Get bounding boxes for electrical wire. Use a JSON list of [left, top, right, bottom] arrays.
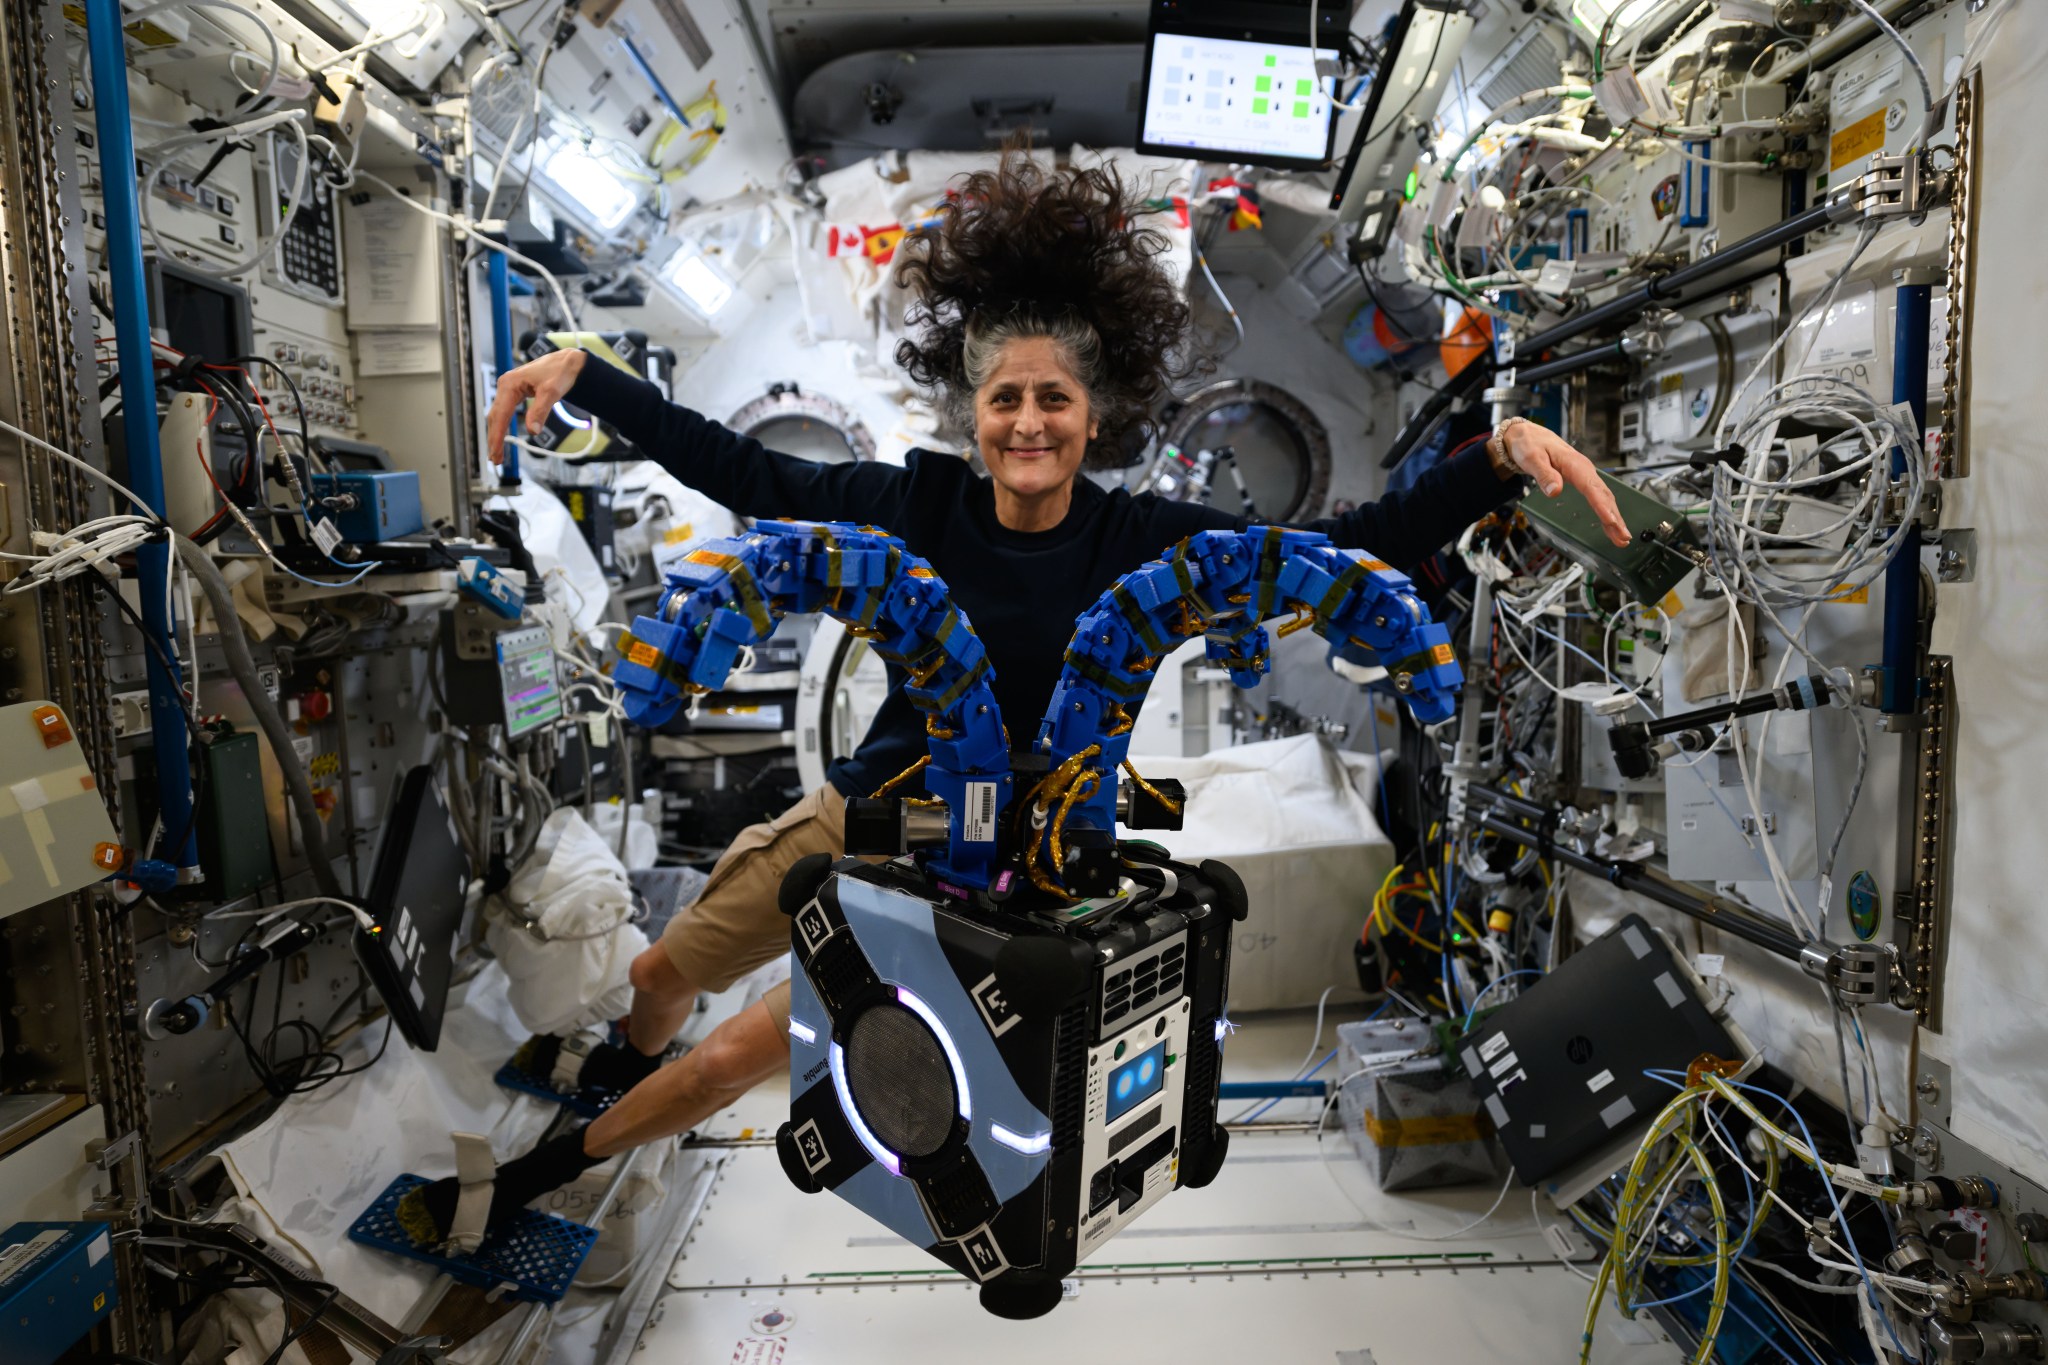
[[356, 170, 579, 326]]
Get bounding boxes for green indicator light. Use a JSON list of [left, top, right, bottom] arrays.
[[1403, 169, 1420, 200], [1295, 78, 1311, 96], [1255, 74, 1270, 92], [1292, 100, 1309, 118], [1252, 97, 1268, 114], [1264, 53, 1276, 67]]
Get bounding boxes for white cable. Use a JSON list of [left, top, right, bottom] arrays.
[[0, 416, 159, 516], [125, 0, 280, 101], [0, 516, 161, 594], [355, 171, 579, 326], [139, 113, 309, 280], [302, 0, 432, 74]]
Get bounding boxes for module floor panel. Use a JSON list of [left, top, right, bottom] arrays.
[[639, 1021, 1679, 1365]]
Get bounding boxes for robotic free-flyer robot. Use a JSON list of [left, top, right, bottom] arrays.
[[612, 520, 1462, 1318]]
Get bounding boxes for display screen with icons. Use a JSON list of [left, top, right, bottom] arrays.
[[1106, 1042, 1168, 1124]]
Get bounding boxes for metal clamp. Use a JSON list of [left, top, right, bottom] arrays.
[[1799, 939, 1906, 1008], [1847, 150, 1954, 224]]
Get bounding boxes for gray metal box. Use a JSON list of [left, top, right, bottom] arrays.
[[1335, 1018, 1499, 1192]]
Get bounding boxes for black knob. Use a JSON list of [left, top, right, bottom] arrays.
[[1929, 1221, 1978, 1260]]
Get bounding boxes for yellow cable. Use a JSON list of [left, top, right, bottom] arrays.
[[1120, 760, 1182, 816], [870, 754, 930, 798]]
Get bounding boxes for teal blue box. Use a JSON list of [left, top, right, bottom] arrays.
[[0, 1222, 118, 1365]]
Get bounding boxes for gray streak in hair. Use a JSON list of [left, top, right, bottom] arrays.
[[951, 310, 1113, 436]]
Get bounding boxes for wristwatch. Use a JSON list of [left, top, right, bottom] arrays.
[[1485, 416, 1530, 481]]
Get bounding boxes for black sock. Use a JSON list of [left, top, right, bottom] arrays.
[[397, 1127, 607, 1246], [577, 1039, 664, 1093], [513, 1034, 662, 1094]]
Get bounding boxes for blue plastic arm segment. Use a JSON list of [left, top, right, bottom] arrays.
[[611, 521, 1012, 887], [1032, 527, 1462, 880]]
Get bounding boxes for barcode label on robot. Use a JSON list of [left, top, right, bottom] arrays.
[[311, 517, 343, 555], [965, 782, 997, 843]]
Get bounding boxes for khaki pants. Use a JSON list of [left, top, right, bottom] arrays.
[[659, 785, 849, 1032]]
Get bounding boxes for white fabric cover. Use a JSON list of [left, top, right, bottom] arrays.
[[1115, 733, 1396, 1010], [484, 808, 648, 1037], [201, 971, 674, 1363]]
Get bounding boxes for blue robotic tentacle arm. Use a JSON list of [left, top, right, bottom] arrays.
[[1030, 527, 1463, 894], [611, 520, 1012, 886]]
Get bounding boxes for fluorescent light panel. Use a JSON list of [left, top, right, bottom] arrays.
[[539, 138, 638, 231], [659, 248, 734, 316]]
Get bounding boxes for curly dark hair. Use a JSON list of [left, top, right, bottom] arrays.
[[892, 150, 1202, 470]]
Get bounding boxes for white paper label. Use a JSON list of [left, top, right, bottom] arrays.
[[311, 517, 343, 555], [1535, 258, 1576, 297], [1695, 953, 1726, 978], [1586, 1068, 1616, 1093], [87, 1231, 109, 1266], [964, 781, 998, 844], [1593, 67, 1651, 125], [1717, 0, 1775, 23], [0, 1229, 65, 1280]]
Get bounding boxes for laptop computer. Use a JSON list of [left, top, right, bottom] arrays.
[[1459, 914, 1741, 1185], [352, 765, 469, 1051]]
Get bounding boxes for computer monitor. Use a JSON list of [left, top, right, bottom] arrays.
[[353, 765, 469, 1051], [145, 256, 253, 364], [1136, 0, 1345, 171]]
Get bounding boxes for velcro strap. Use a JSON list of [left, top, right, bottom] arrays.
[[551, 1032, 597, 1093], [446, 1131, 497, 1255]]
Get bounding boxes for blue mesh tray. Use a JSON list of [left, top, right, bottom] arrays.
[[347, 1173, 599, 1304], [493, 1061, 622, 1119]]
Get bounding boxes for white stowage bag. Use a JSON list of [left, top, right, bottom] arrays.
[[484, 807, 649, 1037], [1115, 732, 1397, 1011]]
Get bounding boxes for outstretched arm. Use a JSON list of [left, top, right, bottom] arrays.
[[485, 347, 911, 526], [1306, 420, 1631, 563], [1136, 421, 1629, 570]]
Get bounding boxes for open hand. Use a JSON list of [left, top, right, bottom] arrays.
[[485, 347, 588, 463], [1502, 420, 1631, 548]]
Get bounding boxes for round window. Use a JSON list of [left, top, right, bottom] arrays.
[[727, 384, 877, 464], [1150, 380, 1331, 523]]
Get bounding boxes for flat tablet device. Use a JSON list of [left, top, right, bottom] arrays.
[[1137, 0, 1345, 171]]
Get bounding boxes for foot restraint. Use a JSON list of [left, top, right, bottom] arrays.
[[348, 1170, 598, 1304]]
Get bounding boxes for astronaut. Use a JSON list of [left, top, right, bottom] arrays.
[[396, 148, 1628, 1241]]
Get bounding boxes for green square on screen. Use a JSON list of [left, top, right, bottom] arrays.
[[1264, 54, 1276, 67], [1295, 78, 1310, 96], [1255, 74, 1271, 92], [1252, 97, 1268, 114], [1292, 100, 1309, 118]]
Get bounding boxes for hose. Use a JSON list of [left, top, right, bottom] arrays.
[[171, 534, 343, 900]]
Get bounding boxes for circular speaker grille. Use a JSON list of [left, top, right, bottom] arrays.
[[843, 1002, 957, 1159]]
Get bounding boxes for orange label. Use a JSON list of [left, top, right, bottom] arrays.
[[1825, 583, 1870, 604], [685, 549, 729, 566], [1429, 642, 1455, 666], [1830, 106, 1887, 171], [1359, 558, 1390, 570], [1363, 1112, 1488, 1148], [627, 641, 659, 667], [661, 524, 695, 544], [31, 704, 70, 747], [907, 566, 936, 578]]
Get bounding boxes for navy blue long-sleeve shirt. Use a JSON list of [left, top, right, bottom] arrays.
[[569, 358, 1518, 799]]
